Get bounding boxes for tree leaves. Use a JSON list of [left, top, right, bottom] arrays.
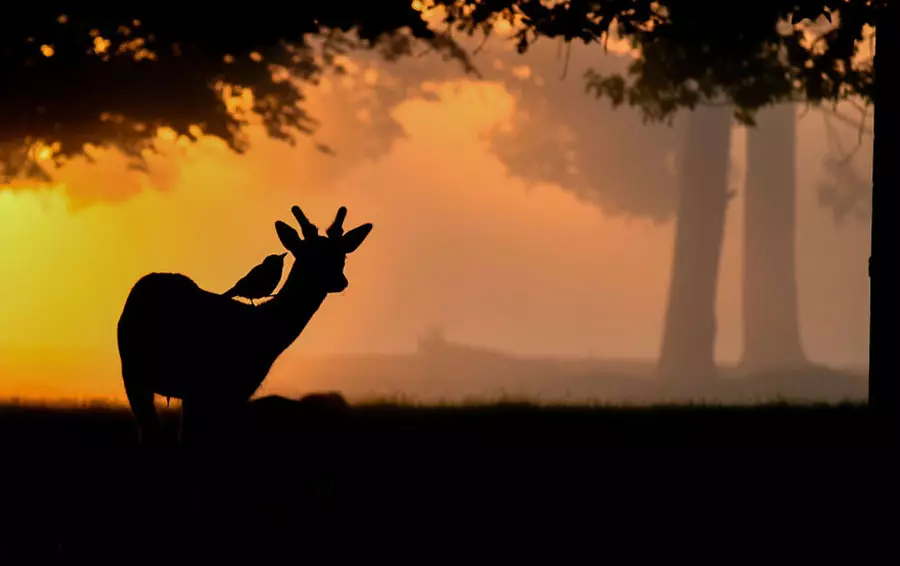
[[579, 3, 872, 126], [1, 2, 877, 183], [791, 6, 832, 25], [0, 5, 472, 182]]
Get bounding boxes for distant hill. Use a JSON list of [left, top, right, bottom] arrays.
[[263, 333, 867, 404]]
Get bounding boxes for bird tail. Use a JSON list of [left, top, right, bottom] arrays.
[[222, 285, 239, 299]]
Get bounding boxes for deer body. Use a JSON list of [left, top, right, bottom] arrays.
[[117, 205, 372, 443]]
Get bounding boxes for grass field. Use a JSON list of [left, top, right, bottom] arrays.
[[1, 397, 896, 561]]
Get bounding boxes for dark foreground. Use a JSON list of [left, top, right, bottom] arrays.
[[1, 397, 898, 562]]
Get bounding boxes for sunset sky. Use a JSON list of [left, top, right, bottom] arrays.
[[0, 31, 873, 403]]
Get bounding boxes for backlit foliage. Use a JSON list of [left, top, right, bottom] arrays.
[[1, 2, 879, 182]]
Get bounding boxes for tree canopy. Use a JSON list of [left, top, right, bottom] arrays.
[[0, 4, 473, 181], [1, 2, 879, 183], [579, 1, 875, 123]]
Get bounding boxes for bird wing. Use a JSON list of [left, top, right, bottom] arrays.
[[261, 265, 283, 296], [223, 263, 267, 298]]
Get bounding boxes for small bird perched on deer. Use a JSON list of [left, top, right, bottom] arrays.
[[223, 252, 287, 305]]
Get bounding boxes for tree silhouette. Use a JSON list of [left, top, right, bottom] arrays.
[[580, 3, 887, 412], [309, 35, 703, 377], [816, 108, 873, 225], [357, 1, 888, 405], [742, 104, 807, 373], [0, 5, 477, 182], [475, 42, 723, 382], [457, 1, 883, 401], [738, 100, 870, 375]]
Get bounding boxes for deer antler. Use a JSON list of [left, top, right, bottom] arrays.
[[327, 206, 347, 239], [291, 206, 319, 240]]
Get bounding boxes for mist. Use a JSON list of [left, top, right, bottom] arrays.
[[0, 35, 872, 404]]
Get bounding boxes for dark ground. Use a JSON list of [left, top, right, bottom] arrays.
[[1, 397, 897, 562]]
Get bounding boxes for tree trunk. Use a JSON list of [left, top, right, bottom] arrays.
[[869, 4, 900, 418], [658, 106, 733, 382], [741, 103, 807, 372]]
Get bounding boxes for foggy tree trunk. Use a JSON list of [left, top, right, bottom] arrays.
[[658, 106, 733, 382], [869, 4, 900, 418], [741, 103, 808, 372]]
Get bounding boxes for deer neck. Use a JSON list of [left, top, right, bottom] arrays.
[[254, 265, 328, 359]]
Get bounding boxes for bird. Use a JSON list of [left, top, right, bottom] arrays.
[[222, 253, 287, 305]]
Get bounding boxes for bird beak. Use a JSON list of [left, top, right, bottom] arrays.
[[279, 253, 288, 259]]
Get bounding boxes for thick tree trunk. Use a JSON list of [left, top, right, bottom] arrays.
[[658, 106, 733, 382], [869, 4, 900, 418], [741, 103, 807, 372]]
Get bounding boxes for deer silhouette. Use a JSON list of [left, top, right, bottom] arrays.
[[116, 205, 372, 444]]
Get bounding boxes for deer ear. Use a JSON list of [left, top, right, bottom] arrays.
[[275, 221, 302, 252], [341, 223, 372, 254]]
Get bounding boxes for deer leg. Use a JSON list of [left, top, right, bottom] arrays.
[[122, 367, 161, 446]]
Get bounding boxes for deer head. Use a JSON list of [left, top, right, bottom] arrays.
[[274, 205, 373, 294]]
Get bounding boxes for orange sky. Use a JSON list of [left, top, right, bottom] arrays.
[[0, 38, 873, 403]]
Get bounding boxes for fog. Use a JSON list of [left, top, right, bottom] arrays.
[[0, 35, 872, 403]]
